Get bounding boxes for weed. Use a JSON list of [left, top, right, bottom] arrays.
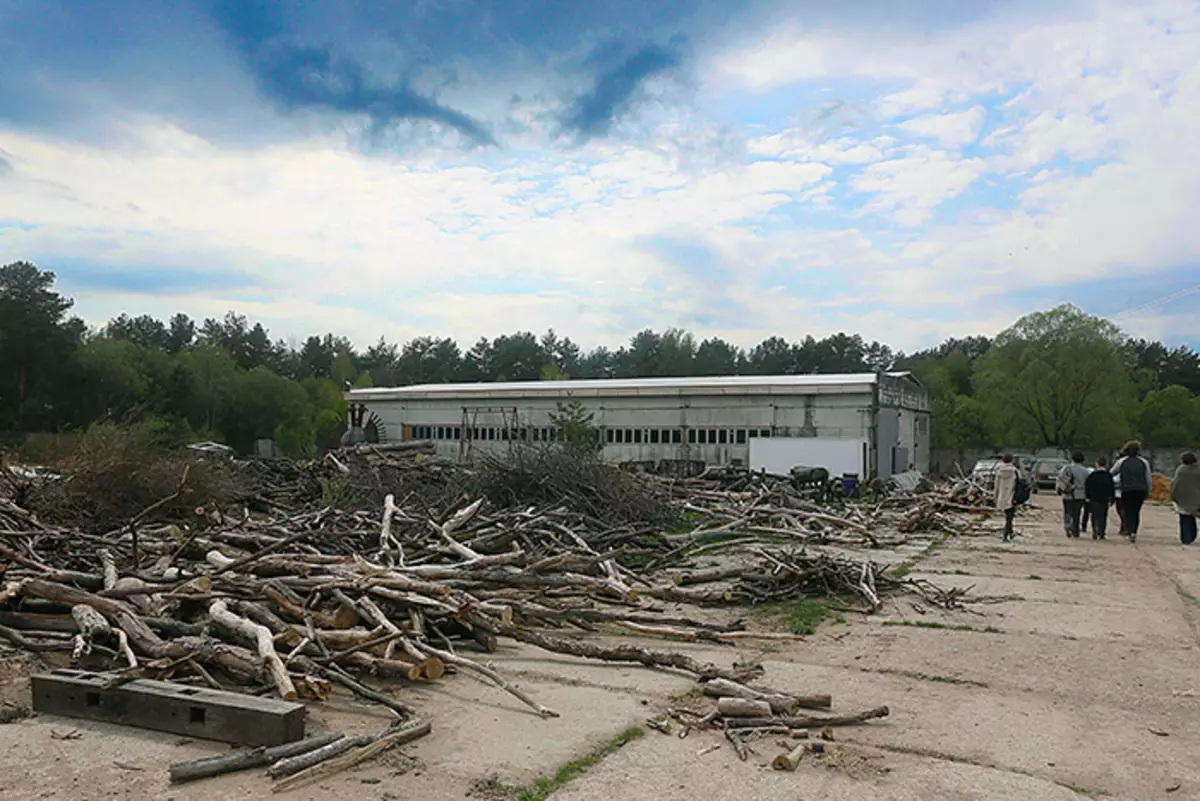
[[891, 561, 914, 579], [1028, 574, 1043, 580], [835, 614, 847, 625], [754, 599, 834, 635], [494, 727, 644, 801]]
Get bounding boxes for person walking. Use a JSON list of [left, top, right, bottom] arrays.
[[994, 453, 1020, 542], [1057, 452, 1090, 538], [1085, 457, 1115, 540], [1111, 441, 1152, 543], [1170, 452, 1200, 545], [1080, 460, 1096, 531], [1113, 462, 1127, 537]]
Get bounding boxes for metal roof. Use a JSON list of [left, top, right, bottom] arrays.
[[346, 372, 917, 402]]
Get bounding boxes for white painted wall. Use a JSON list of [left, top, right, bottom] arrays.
[[749, 437, 867, 477]]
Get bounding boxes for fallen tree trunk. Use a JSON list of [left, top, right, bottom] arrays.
[[702, 678, 831, 713], [209, 600, 298, 701], [169, 732, 345, 783], [723, 705, 890, 729]]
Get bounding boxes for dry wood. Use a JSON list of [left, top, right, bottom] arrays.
[[771, 743, 806, 771], [267, 734, 366, 778], [415, 641, 559, 718], [702, 678, 831, 713], [272, 719, 431, 793], [208, 600, 298, 701], [169, 732, 345, 783], [723, 705, 890, 729], [716, 697, 773, 718]]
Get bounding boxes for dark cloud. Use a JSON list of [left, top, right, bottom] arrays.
[[563, 44, 681, 137], [211, 1, 496, 145]]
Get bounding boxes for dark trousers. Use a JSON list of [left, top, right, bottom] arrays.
[[1182, 514, 1198, 545], [1081, 501, 1091, 530], [1063, 498, 1084, 536], [1003, 507, 1016, 539], [1123, 490, 1147, 535], [1089, 501, 1108, 538]]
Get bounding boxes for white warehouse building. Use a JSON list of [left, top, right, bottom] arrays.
[[343, 372, 931, 479]]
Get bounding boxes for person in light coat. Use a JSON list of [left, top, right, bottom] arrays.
[[1057, 452, 1091, 538], [994, 453, 1020, 542], [1171, 452, 1200, 545]]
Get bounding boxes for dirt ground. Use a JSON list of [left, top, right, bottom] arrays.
[[2, 500, 1198, 800]]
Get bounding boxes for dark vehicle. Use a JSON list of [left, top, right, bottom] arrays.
[[1030, 458, 1070, 491]]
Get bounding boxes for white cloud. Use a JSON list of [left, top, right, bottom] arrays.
[[852, 146, 986, 226], [898, 106, 987, 149]]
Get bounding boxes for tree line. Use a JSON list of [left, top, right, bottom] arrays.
[[1, 261, 1198, 457]]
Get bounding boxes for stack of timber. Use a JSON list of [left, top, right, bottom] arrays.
[[0, 445, 982, 779]]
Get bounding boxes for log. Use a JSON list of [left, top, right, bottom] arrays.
[[415, 642, 558, 718], [701, 678, 831, 713], [723, 706, 890, 729], [771, 743, 806, 771], [267, 734, 367, 778], [169, 732, 345, 783], [208, 600, 298, 701], [503, 626, 763, 683], [716, 697, 772, 719], [272, 719, 431, 793]]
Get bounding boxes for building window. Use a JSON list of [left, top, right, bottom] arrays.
[[687, 429, 696, 444], [736, 429, 747, 445], [650, 429, 660, 444], [717, 429, 726, 444], [707, 430, 718, 445], [760, 429, 771, 438], [634, 429, 643, 444], [453, 427, 461, 440], [672, 429, 682, 444], [605, 428, 614, 443]]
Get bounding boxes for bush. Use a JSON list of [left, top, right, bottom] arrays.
[[471, 444, 677, 528], [26, 422, 237, 532]]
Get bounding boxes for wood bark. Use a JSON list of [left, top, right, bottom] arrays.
[[702, 678, 831, 713], [723, 705, 889, 729], [267, 734, 367, 778], [716, 697, 773, 719], [771, 743, 806, 771], [208, 600, 298, 701], [272, 719, 431, 793], [169, 732, 345, 783]]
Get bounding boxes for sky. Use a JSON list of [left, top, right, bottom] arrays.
[[1, 0, 1198, 354]]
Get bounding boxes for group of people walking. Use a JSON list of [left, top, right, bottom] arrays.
[[993, 442, 1200, 544]]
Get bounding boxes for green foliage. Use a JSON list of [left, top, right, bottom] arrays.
[[548, 399, 602, 455], [4, 261, 1200, 461], [976, 304, 1134, 449], [1136, 385, 1200, 447], [488, 727, 644, 801]]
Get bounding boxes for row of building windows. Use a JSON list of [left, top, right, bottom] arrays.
[[407, 425, 774, 445]]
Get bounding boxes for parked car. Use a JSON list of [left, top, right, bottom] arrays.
[[971, 454, 1037, 491], [1030, 458, 1070, 491]]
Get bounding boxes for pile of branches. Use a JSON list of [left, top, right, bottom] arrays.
[[0, 445, 981, 786]]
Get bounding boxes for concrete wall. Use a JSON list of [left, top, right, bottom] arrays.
[[358, 390, 880, 469]]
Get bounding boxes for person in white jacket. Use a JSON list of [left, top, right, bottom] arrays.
[[994, 453, 1020, 542]]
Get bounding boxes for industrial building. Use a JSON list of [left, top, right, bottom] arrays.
[[343, 372, 931, 479]]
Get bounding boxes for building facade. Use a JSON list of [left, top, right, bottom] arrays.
[[344, 372, 931, 478]]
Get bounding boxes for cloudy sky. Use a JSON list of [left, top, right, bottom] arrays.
[[2, 0, 1198, 353]]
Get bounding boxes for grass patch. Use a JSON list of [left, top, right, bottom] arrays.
[[882, 620, 1004, 634], [1027, 574, 1043, 580], [754, 598, 835, 635], [493, 727, 644, 801], [891, 561, 914, 579]]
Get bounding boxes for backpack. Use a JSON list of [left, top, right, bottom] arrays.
[[1013, 478, 1031, 505], [1056, 465, 1075, 496]]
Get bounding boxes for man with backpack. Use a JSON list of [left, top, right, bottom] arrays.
[[1111, 441, 1153, 542], [1085, 457, 1115, 540], [1057, 453, 1091, 538]]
